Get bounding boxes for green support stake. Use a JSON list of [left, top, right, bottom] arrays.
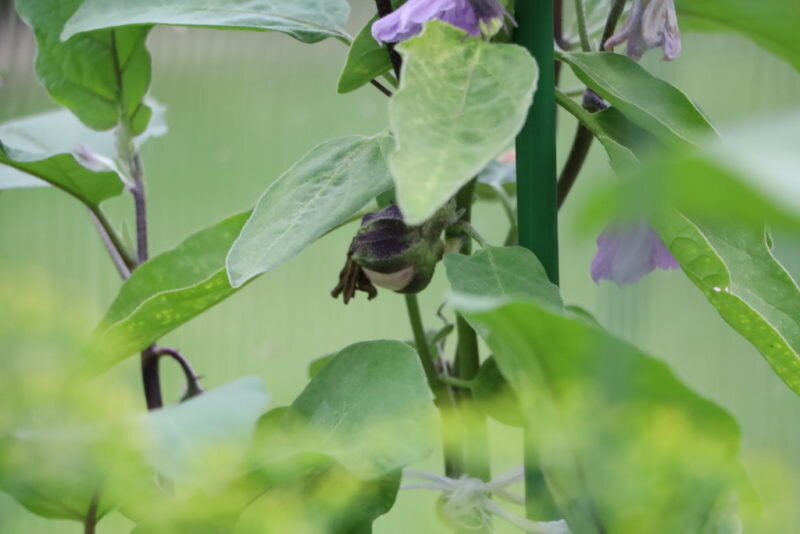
[[514, 0, 561, 520], [515, 0, 559, 285]]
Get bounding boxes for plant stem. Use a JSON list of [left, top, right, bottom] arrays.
[[374, 0, 403, 78], [405, 294, 442, 396], [88, 207, 135, 278], [453, 221, 489, 248], [84, 492, 100, 534], [154, 347, 205, 400], [440, 376, 474, 389], [556, 0, 627, 208], [574, 0, 594, 52], [140, 345, 163, 410], [130, 153, 149, 264], [515, 0, 560, 520]]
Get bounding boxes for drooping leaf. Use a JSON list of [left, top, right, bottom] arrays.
[[676, 0, 800, 72], [91, 212, 250, 369], [255, 341, 437, 479], [389, 21, 537, 224], [226, 133, 394, 288], [16, 0, 152, 134], [455, 295, 747, 534], [0, 103, 166, 190], [0, 143, 123, 206], [572, 102, 800, 396], [63, 0, 350, 44], [337, 16, 395, 94], [560, 52, 713, 146]]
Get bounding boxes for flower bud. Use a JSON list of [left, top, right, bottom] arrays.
[[332, 204, 453, 304]]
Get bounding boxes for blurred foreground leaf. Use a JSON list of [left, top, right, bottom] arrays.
[[455, 295, 748, 534], [560, 61, 800, 396], [255, 340, 437, 479], [16, 0, 152, 134], [227, 133, 394, 288], [63, 0, 350, 44], [389, 21, 537, 224], [675, 0, 800, 72], [92, 212, 250, 368]]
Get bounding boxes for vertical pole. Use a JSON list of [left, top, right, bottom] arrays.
[[514, 0, 560, 520]]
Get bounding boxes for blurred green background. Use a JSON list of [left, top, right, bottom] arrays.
[[1, 2, 800, 532]]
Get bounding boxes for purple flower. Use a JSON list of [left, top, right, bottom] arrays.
[[604, 0, 681, 61], [591, 223, 679, 285], [372, 0, 511, 44]]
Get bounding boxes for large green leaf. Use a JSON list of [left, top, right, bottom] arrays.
[[140, 378, 269, 491], [91, 212, 250, 369], [389, 21, 537, 224], [63, 0, 350, 44], [337, 16, 394, 94], [676, 0, 800, 72], [455, 296, 746, 534], [0, 143, 123, 206], [0, 104, 166, 191], [560, 52, 713, 146], [255, 341, 437, 479], [16, 0, 152, 134], [226, 133, 394, 288], [567, 98, 800, 396]]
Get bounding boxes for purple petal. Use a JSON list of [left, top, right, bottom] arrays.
[[372, 0, 458, 43], [591, 223, 679, 286], [440, 0, 481, 36]]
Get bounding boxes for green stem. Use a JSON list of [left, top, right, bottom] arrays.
[[88, 206, 136, 276], [574, 0, 594, 51], [454, 221, 489, 248], [554, 88, 603, 136], [84, 492, 100, 534], [405, 294, 463, 478], [515, 0, 561, 520], [440, 376, 474, 389]]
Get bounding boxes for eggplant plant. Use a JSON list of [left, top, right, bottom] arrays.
[[1, 0, 799, 533]]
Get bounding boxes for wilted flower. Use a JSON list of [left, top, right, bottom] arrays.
[[591, 223, 679, 285], [372, 0, 513, 44], [332, 204, 452, 304], [604, 0, 681, 61]]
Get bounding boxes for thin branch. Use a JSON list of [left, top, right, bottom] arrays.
[[84, 491, 100, 534], [370, 79, 393, 97], [88, 207, 134, 277], [374, 0, 403, 78], [553, 0, 573, 51], [601, 0, 628, 48], [140, 345, 163, 410], [573, 0, 593, 51], [154, 347, 205, 400], [130, 153, 149, 264]]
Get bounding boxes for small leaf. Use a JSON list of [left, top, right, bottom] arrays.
[[676, 0, 800, 72], [455, 296, 747, 534], [0, 143, 123, 206], [560, 52, 713, 146], [337, 16, 395, 94], [227, 133, 394, 288], [16, 0, 152, 133], [256, 341, 437, 479], [63, 0, 350, 44], [91, 212, 250, 369], [390, 21, 537, 224]]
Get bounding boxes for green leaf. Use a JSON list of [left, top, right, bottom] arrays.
[[226, 133, 394, 288], [16, 0, 152, 134], [257, 341, 437, 479], [560, 52, 714, 146], [577, 106, 800, 397], [63, 0, 350, 44], [455, 296, 747, 534], [472, 356, 523, 427], [337, 16, 394, 94], [444, 246, 562, 307], [676, 0, 800, 72], [0, 104, 166, 191], [389, 21, 537, 224], [0, 143, 123, 206], [142, 378, 270, 490], [653, 214, 800, 396], [91, 212, 250, 369]]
